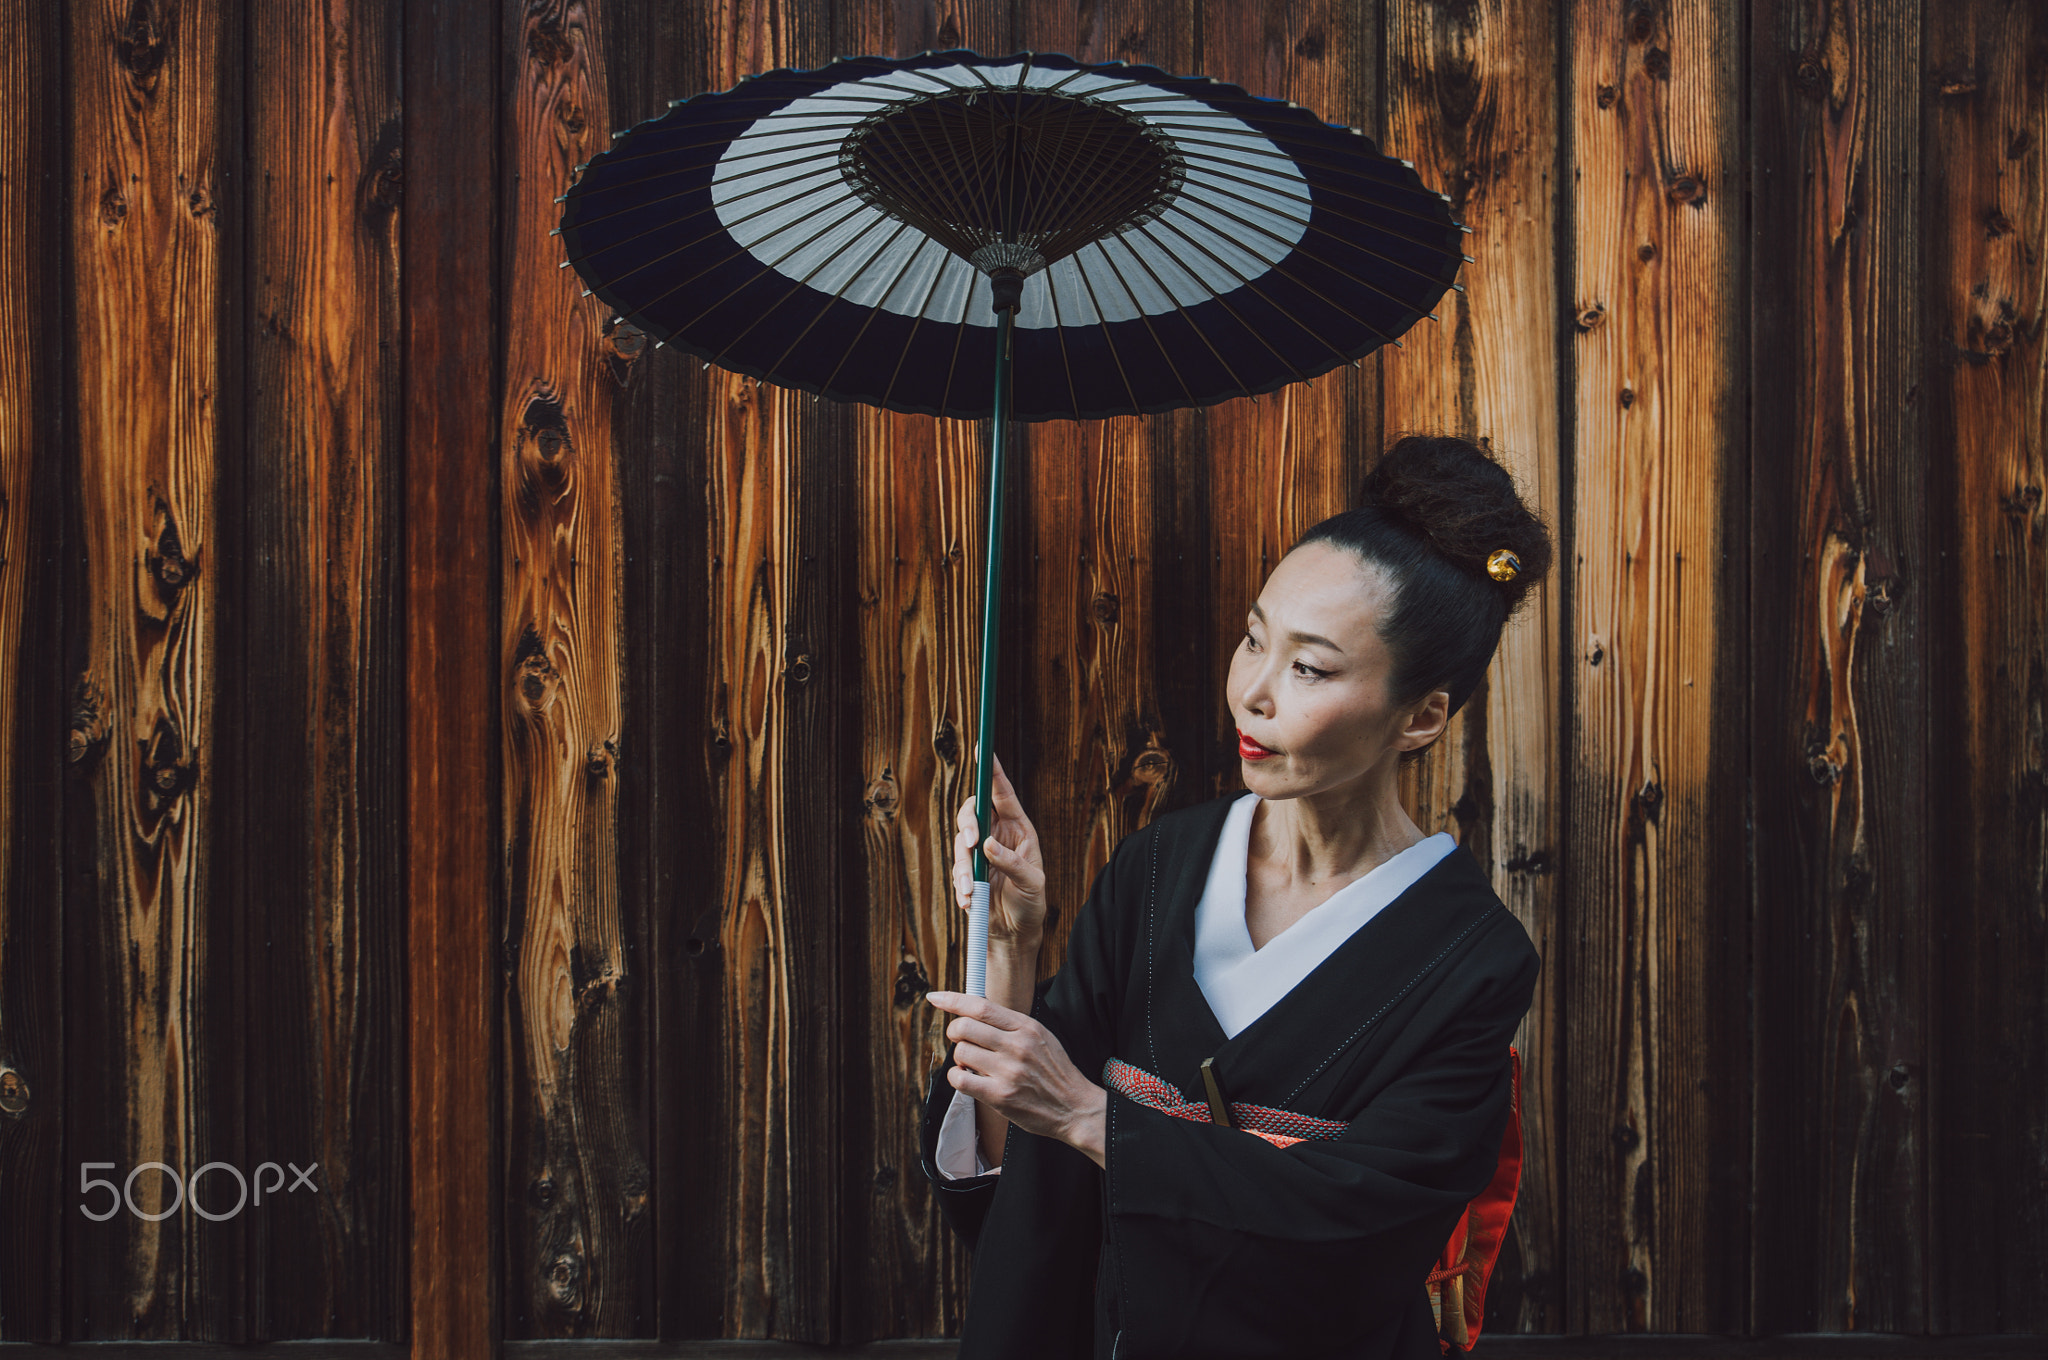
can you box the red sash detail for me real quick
[1101,1047,1526,1354]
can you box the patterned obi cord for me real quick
[1101,1057,1348,1150]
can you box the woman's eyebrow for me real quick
[1249,601,1345,653]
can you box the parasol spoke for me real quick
[819,234,945,394]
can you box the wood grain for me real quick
[1382,0,1566,1332]
[595,0,724,1342]
[404,0,501,1350]
[1564,0,1747,1333]
[699,1,847,1340]
[0,0,68,1339]
[1749,0,1929,1333]
[65,0,233,1336]
[240,0,406,1336]
[501,0,653,1337]
[1922,0,2047,1333]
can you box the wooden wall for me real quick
[0,0,2041,1351]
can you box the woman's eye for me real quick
[1242,631,1258,650]
[1292,660,1328,678]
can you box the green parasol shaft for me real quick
[966,308,1013,997]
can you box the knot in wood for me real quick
[1643,46,1671,80]
[932,718,959,766]
[526,14,575,67]
[545,1251,582,1309]
[513,627,558,710]
[143,720,193,801]
[68,677,112,765]
[864,768,900,822]
[115,3,168,88]
[1575,302,1607,332]
[0,1068,28,1117]
[367,150,404,215]
[1090,591,1120,623]
[585,739,615,779]
[1596,85,1619,110]
[894,959,933,1009]
[149,525,192,592]
[1625,3,1657,42]
[784,653,813,685]
[1130,746,1172,785]
[1667,174,1705,205]
[99,177,128,227]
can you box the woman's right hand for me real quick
[952,753,1048,943]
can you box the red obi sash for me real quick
[1101,1047,1525,1353]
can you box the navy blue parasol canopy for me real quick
[556,50,1466,1000]
[555,49,1468,422]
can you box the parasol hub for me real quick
[839,85,1184,296]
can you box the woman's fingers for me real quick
[944,1014,1018,1052]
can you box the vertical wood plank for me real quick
[1749,0,1929,1333]
[0,0,68,1339]
[404,0,501,1348]
[501,0,653,1337]
[597,0,720,1341]
[1382,0,1566,1332]
[701,0,846,1339]
[240,0,406,1336]
[833,2,1010,1342]
[1923,0,2047,1333]
[846,402,991,1339]
[66,0,236,1337]
[1564,0,1747,1333]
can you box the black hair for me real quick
[1289,434,1553,729]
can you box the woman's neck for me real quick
[1249,776,1427,889]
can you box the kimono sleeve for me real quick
[916,822,1144,1253]
[1101,932,1540,1358]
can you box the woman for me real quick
[920,435,1552,1359]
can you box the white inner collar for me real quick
[1193,792,1457,1040]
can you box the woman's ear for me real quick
[1395,690,1451,753]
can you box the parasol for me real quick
[555,49,1468,997]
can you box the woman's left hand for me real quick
[927,991,1110,1168]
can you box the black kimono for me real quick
[919,791,1541,1359]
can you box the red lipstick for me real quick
[1237,730,1276,760]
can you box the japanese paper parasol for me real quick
[555,49,1468,997]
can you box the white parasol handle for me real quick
[967,880,991,998]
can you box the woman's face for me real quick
[1225,541,1448,798]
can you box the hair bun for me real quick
[1359,434,1553,615]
